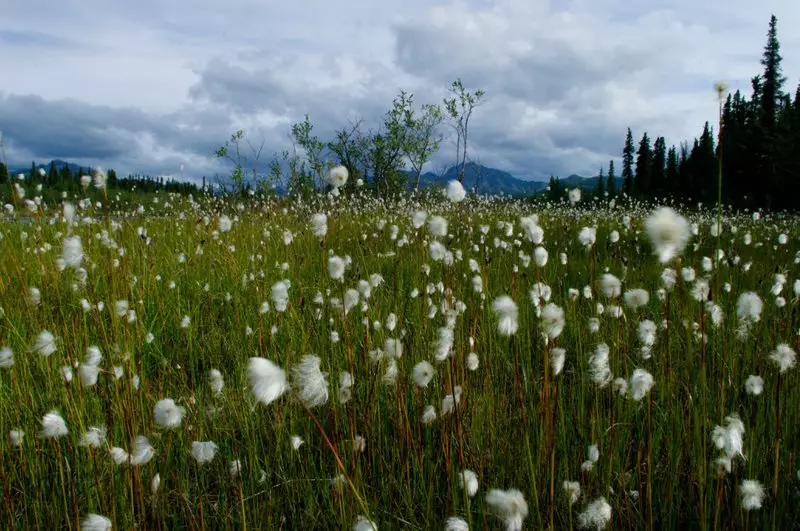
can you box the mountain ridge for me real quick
[8,159,617,196]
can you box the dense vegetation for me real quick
[1,178,799,529]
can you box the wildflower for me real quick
[413,361,435,388]
[79,426,107,448]
[551,348,566,376]
[582,444,600,472]
[623,289,649,309]
[218,215,232,232]
[492,296,519,336]
[10,430,24,447]
[486,488,528,531]
[569,188,581,204]
[91,168,108,190]
[209,369,224,395]
[446,180,467,202]
[248,358,288,405]
[441,386,462,415]
[0,346,13,368]
[740,480,765,511]
[428,216,448,237]
[745,375,763,396]
[328,256,346,280]
[292,355,329,407]
[191,441,219,464]
[541,303,565,339]
[338,371,353,404]
[32,330,57,356]
[271,280,289,311]
[629,368,654,401]
[577,497,612,530]
[645,206,690,263]
[445,517,469,531]
[128,435,155,466]
[151,474,161,495]
[589,344,611,387]
[578,227,597,249]
[327,165,349,188]
[435,327,455,361]
[412,210,428,229]
[39,410,68,439]
[291,435,304,450]
[459,469,479,497]
[661,268,677,291]
[353,515,378,531]
[311,213,327,238]
[81,514,112,531]
[599,274,621,298]
[180,315,190,329]
[520,215,544,244]
[153,399,184,430]
[229,459,241,478]
[421,405,437,424]
[534,246,548,267]
[736,292,763,323]
[563,481,581,505]
[769,343,796,373]
[711,414,745,460]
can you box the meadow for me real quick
[1,172,799,530]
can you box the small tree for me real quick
[404,103,444,190]
[443,79,485,183]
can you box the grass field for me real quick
[1,183,799,530]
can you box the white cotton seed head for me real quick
[486,488,529,531]
[39,410,68,439]
[291,355,329,408]
[248,357,288,405]
[577,497,612,530]
[446,180,467,202]
[645,207,690,263]
[191,441,219,464]
[541,303,565,339]
[629,368,655,401]
[32,330,57,356]
[81,514,112,531]
[769,343,796,373]
[153,398,185,430]
[413,361,435,388]
[459,469,479,497]
[740,479,765,511]
[492,296,519,336]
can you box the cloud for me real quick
[0,0,798,182]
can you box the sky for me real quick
[0,0,798,183]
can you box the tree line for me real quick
[591,15,799,211]
[0,160,200,198]
[214,79,485,197]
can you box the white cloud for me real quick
[0,0,798,181]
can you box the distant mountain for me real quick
[8,159,615,197]
[413,162,612,197]
[9,159,88,176]
[414,162,546,196]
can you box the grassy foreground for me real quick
[0,189,799,530]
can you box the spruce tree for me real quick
[760,15,785,131]
[622,128,635,195]
[596,165,605,199]
[651,137,666,196]
[48,161,58,187]
[635,132,652,196]
[607,160,617,196]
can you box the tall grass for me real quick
[0,189,798,529]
